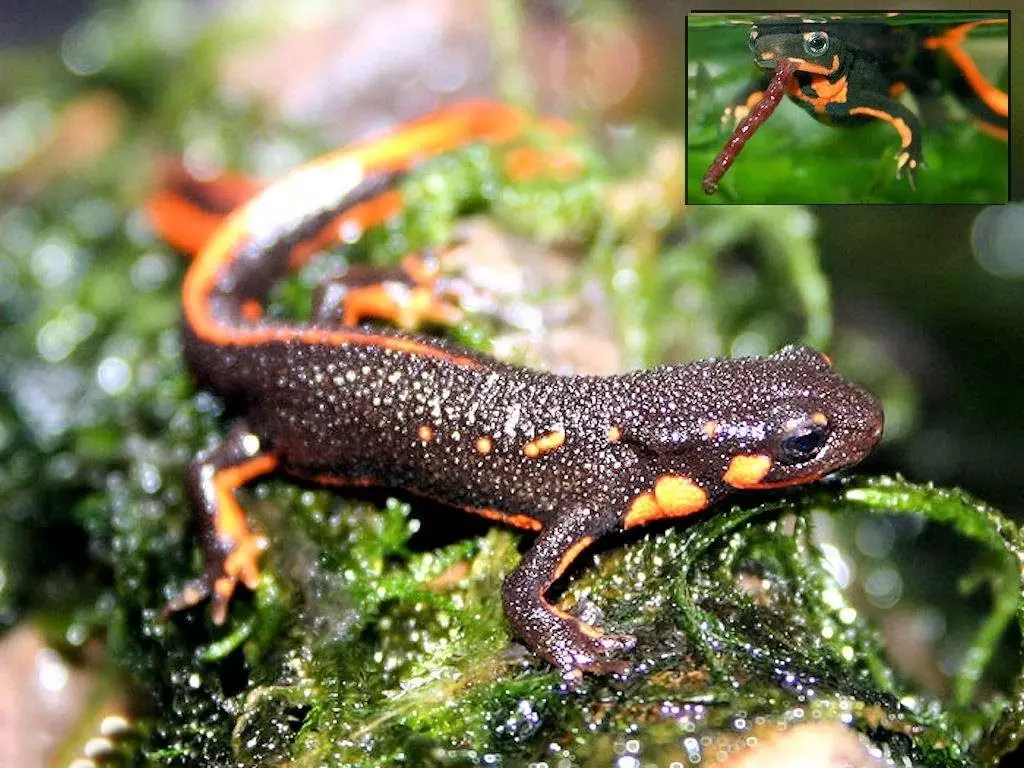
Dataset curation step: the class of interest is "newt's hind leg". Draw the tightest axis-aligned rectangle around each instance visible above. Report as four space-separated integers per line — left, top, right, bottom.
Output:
165 422 277 624
312 251 463 330
502 505 635 675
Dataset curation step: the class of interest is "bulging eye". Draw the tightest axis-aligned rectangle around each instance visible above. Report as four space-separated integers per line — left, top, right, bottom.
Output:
777 417 829 464
803 31 830 56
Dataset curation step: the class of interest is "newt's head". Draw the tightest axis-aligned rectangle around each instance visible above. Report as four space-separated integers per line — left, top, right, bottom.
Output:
627 345 884 494
704 344 884 490
748 22 849 77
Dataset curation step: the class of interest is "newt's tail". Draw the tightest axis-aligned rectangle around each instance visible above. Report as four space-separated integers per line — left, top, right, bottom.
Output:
146 162 264 256
923 19 1008 141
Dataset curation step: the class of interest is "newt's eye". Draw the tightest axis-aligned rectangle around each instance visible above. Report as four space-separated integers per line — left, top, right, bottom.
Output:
777 418 829 464
803 31 830 56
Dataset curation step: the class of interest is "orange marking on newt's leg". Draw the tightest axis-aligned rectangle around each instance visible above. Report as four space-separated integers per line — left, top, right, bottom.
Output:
544 535 603 639
848 106 918 174
399 252 440 284
548 602 605 639
551 536 595 583
208 452 278 622
339 283 400 327
624 492 659 529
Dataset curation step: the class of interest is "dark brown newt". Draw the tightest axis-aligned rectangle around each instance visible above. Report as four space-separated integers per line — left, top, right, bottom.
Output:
152 101 884 674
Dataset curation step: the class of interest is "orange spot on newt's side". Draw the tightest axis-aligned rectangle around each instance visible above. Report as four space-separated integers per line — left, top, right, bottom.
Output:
793 74 848 114
475 436 493 454
653 475 709 516
523 430 566 458
722 454 773 489
607 425 622 443
283 190 405 271
624 475 708 529
417 425 434 441
702 420 719 438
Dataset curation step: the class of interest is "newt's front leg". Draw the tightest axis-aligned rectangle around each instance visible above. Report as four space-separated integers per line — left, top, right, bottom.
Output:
502 505 634 675
165 422 275 623
721 74 772 129
836 97 925 186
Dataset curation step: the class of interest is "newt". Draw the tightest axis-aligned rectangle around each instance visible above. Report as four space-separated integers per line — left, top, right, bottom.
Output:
709 16 1008 192
151 101 884 674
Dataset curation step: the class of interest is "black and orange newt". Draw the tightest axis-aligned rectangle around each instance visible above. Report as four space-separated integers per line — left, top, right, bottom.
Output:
718 16 1008 190
150 101 884 674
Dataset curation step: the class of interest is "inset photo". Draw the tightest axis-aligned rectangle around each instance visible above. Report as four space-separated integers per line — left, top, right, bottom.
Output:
686 11 1009 204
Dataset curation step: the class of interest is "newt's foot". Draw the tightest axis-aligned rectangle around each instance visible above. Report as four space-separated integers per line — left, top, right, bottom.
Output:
312 253 464 330
532 616 636 676
895 150 925 190
720 88 766 132
164 532 268 624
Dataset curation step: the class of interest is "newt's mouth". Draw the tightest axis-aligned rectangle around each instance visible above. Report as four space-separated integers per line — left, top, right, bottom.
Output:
756 53 778 68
